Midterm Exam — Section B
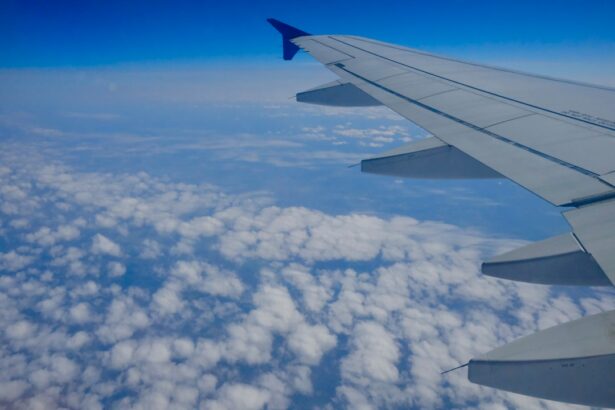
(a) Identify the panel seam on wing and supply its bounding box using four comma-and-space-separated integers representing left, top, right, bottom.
333, 62, 613, 189
329, 37, 615, 133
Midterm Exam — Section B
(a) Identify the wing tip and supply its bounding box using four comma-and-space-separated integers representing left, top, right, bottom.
266, 18, 310, 39
267, 18, 311, 61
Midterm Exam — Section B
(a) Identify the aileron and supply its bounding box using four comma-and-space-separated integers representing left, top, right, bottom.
565, 199, 615, 285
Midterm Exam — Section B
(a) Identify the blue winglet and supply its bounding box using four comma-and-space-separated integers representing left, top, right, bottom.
267, 18, 311, 61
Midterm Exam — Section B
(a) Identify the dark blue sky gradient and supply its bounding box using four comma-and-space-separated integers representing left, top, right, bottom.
2, 0, 615, 67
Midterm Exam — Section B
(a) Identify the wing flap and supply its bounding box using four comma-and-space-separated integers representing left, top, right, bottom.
482, 233, 611, 286
469, 310, 615, 408
564, 199, 615, 285
296, 80, 382, 107
361, 136, 501, 179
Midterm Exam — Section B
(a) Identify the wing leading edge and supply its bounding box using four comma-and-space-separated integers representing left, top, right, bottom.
268, 19, 615, 408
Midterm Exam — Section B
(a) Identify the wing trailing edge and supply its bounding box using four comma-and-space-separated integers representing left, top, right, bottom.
482, 232, 611, 286
296, 80, 382, 107
564, 198, 615, 285
482, 198, 615, 287
361, 137, 501, 179
469, 310, 615, 408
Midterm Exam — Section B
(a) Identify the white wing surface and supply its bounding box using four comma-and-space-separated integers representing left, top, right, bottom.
268, 18, 615, 288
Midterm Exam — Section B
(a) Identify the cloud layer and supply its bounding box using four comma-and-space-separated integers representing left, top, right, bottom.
0, 144, 613, 410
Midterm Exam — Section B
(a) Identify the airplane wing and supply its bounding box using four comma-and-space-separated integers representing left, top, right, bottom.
268, 19, 615, 408
268, 18, 615, 288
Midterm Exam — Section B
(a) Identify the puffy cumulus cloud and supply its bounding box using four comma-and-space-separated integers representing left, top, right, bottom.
341, 321, 400, 385
0, 145, 612, 410
109, 340, 137, 369
216, 207, 500, 265
26, 223, 80, 247
69, 302, 94, 323
108, 338, 172, 369
140, 239, 162, 259
287, 323, 337, 365
170, 261, 244, 298
249, 285, 302, 333
91, 233, 122, 257
66, 331, 91, 349
217, 284, 336, 366
222, 321, 273, 365
49, 246, 88, 276
172, 338, 195, 358
281, 264, 332, 312
151, 260, 245, 317
6, 320, 37, 340
97, 294, 151, 344
207, 383, 270, 410
152, 282, 184, 316
0, 379, 29, 401
108, 261, 126, 277
0, 250, 33, 271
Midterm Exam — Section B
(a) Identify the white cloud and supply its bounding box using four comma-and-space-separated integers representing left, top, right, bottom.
0, 380, 29, 401
207, 383, 270, 410
26, 224, 80, 246
0, 250, 33, 271
7, 320, 37, 340
140, 239, 162, 259
215, 207, 508, 266
0, 144, 610, 410
110, 340, 136, 369
341, 321, 400, 385
108, 261, 126, 277
97, 295, 150, 343
287, 323, 337, 365
47, 355, 80, 383
69, 302, 93, 323
67, 331, 91, 349
281, 264, 331, 312
249, 285, 303, 333
152, 283, 184, 316
133, 339, 172, 364
170, 261, 244, 298
91, 233, 122, 257
173, 338, 195, 358
222, 322, 273, 365
332, 124, 414, 147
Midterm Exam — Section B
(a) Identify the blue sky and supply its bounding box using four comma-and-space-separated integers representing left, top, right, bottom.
1, 2, 615, 409
3, 0, 615, 66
